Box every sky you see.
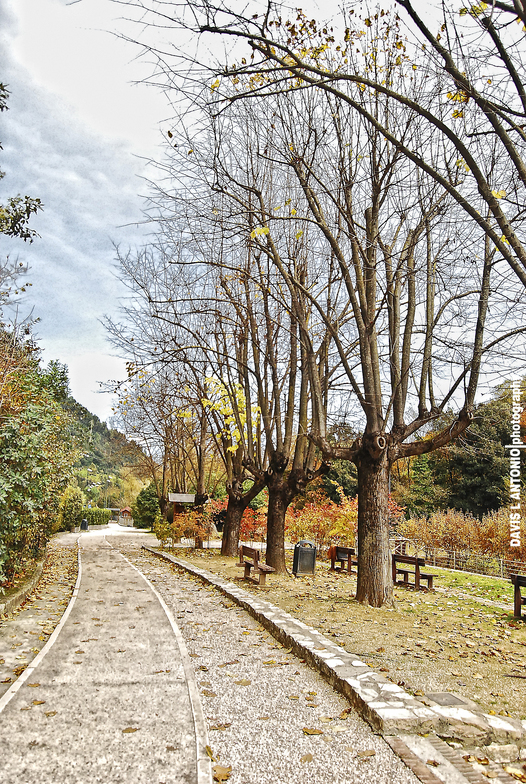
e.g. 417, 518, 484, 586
1, 0, 171, 421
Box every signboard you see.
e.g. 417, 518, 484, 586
168, 493, 196, 504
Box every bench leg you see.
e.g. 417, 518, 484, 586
514, 586, 522, 618
258, 572, 267, 586
244, 563, 252, 580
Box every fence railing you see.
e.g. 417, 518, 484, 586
390, 538, 526, 579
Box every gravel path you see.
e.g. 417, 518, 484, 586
116, 538, 420, 784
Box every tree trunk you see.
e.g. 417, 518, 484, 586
265, 471, 292, 574
355, 441, 394, 607
221, 496, 248, 556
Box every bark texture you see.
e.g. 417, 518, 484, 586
355, 436, 394, 608
221, 497, 248, 557
265, 470, 292, 574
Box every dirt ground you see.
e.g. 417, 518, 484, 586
174, 544, 526, 721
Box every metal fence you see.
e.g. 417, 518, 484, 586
390, 538, 526, 579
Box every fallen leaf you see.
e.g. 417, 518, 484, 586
463, 755, 477, 763
44, 711, 57, 717
28, 683, 40, 688
210, 723, 232, 731
320, 717, 333, 723
205, 745, 216, 761
357, 750, 376, 758
482, 772, 498, 780
303, 728, 323, 735
301, 753, 314, 763
202, 690, 217, 697
122, 727, 139, 733
288, 695, 299, 700
504, 768, 526, 783
1, 678, 12, 684
234, 679, 251, 686
473, 673, 483, 679
199, 666, 209, 672
477, 757, 490, 765
427, 760, 440, 767
166, 745, 176, 751
212, 764, 232, 782
75, 650, 84, 655
32, 700, 46, 705
258, 716, 270, 720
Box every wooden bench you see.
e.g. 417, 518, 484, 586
511, 574, 526, 619
236, 545, 275, 586
328, 545, 358, 574
392, 555, 434, 590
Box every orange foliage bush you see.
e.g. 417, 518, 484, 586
398, 506, 526, 561
285, 486, 405, 552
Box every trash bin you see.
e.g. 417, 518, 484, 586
292, 540, 316, 577
80, 519, 88, 531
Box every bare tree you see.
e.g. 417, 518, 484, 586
110, 0, 526, 290
192, 52, 525, 604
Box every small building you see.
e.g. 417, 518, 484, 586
118, 507, 134, 527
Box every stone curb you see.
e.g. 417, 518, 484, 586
144, 547, 526, 750
0, 554, 46, 617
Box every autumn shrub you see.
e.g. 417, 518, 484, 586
240, 506, 267, 542
286, 488, 357, 552
399, 506, 526, 562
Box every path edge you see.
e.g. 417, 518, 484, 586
0, 541, 82, 716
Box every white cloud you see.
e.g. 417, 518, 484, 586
1, 0, 171, 421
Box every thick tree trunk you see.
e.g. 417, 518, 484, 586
221, 496, 248, 556
265, 471, 292, 574
355, 442, 394, 608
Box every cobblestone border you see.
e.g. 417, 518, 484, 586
0, 555, 46, 617
144, 547, 526, 750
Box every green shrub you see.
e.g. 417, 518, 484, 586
82, 508, 111, 526
55, 486, 85, 532
132, 484, 160, 529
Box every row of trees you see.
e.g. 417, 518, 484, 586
106, 1, 526, 606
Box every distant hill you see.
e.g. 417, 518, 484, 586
63, 396, 145, 507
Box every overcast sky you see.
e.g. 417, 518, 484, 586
1, 0, 172, 421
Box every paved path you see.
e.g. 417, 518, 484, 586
0, 531, 209, 784
8, 528, 515, 783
